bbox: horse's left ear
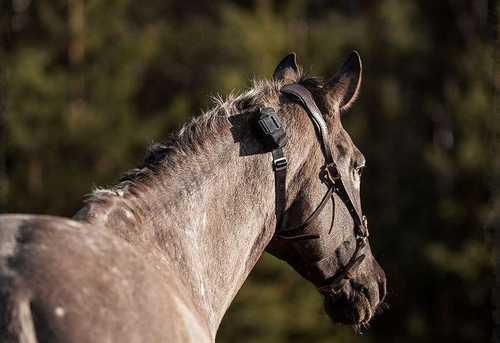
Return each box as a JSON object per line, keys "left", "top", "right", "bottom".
{"left": 324, "top": 51, "right": 362, "bottom": 112}
{"left": 273, "top": 52, "right": 299, "bottom": 83}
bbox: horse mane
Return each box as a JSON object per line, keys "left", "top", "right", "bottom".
{"left": 84, "top": 71, "right": 322, "bottom": 204}
{"left": 86, "top": 78, "right": 278, "bottom": 202}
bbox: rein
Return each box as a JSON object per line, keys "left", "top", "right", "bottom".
{"left": 256, "top": 83, "right": 370, "bottom": 294}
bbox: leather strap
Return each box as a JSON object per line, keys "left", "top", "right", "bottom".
{"left": 281, "top": 84, "right": 334, "bottom": 165}
{"left": 310, "top": 238, "right": 366, "bottom": 281}
{"left": 272, "top": 148, "right": 288, "bottom": 230}
{"left": 276, "top": 186, "right": 332, "bottom": 240}
{"left": 332, "top": 176, "right": 368, "bottom": 238}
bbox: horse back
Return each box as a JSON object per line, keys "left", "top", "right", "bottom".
{"left": 0, "top": 214, "right": 211, "bottom": 343}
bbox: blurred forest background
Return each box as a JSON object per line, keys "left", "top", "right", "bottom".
{"left": 0, "top": 1, "right": 498, "bottom": 342}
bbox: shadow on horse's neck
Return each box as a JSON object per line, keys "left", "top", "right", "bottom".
{"left": 72, "top": 112, "right": 299, "bottom": 333}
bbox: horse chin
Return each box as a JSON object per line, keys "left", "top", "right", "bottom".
{"left": 323, "top": 289, "right": 373, "bottom": 328}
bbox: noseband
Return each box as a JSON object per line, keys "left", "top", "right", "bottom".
{"left": 256, "top": 83, "right": 370, "bottom": 295}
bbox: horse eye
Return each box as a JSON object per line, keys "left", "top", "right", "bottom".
{"left": 355, "top": 165, "right": 365, "bottom": 176}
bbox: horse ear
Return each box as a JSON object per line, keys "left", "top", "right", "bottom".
{"left": 273, "top": 52, "right": 299, "bottom": 83}
{"left": 324, "top": 51, "right": 362, "bottom": 112}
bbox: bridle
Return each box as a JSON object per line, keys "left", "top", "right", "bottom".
{"left": 256, "top": 83, "right": 370, "bottom": 295}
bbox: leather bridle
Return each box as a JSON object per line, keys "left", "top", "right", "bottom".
{"left": 256, "top": 83, "right": 370, "bottom": 295}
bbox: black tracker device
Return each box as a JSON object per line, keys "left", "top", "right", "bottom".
{"left": 256, "top": 107, "right": 287, "bottom": 149}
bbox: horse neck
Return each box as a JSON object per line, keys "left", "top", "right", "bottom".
{"left": 73, "top": 114, "right": 311, "bottom": 333}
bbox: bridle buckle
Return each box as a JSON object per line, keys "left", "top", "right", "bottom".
{"left": 320, "top": 162, "right": 340, "bottom": 185}
{"left": 326, "top": 163, "right": 340, "bottom": 180}
{"left": 273, "top": 157, "right": 288, "bottom": 171}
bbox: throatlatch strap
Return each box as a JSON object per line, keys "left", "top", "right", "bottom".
{"left": 255, "top": 107, "right": 289, "bottom": 231}
{"left": 272, "top": 148, "right": 288, "bottom": 229}
{"left": 272, "top": 147, "right": 321, "bottom": 241}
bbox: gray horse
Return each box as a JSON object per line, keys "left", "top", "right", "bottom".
{"left": 0, "top": 52, "right": 386, "bottom": 342}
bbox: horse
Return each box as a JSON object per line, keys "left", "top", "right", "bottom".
{"left": 0, "top": 51, "right": 386, "bottom": 342}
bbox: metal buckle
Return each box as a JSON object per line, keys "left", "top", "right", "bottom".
{"left": 273, "top": 157, "right": 288, "bottom": 171}
{"left": 326, "top": 163, "right": 341, "bottom": 182}
{"left": 319, "top": 163, "right": 339, "bottom": 185}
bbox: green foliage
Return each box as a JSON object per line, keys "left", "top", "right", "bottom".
{"left": 1, "top": 0, "right": 495, "bottom": 342}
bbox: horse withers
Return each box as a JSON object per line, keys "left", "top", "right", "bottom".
{"left": 0, "top": 51, "right": 386, "bottom": 342}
